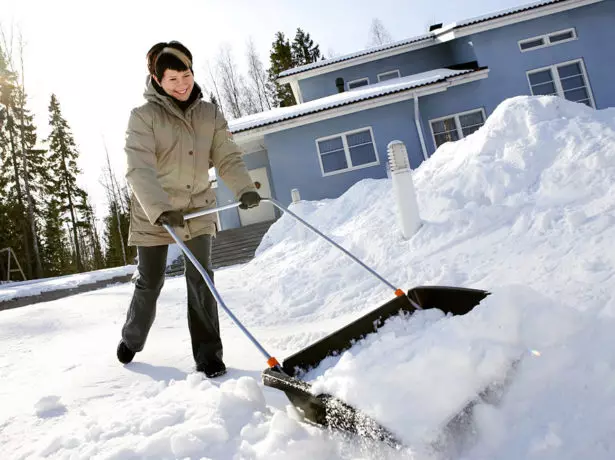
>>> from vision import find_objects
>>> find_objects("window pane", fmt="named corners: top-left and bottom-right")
top-left (431, 117), bottom-right (456, 135)
top-left (378, 71), bottom-right (400, 82)
top-left (348, 79), bottom-right (369, 89)
top-left (531, 81), bottom-right (557, 96)
top-left (318, 137), bottom-right (343, 154)
top-left (346, 130), bottom-right (372, 147)
top-left (549, 31), bottom-right (574, 43)
top-left (434, 130), bottom-right (459, 148)
top-left (528, 69), bottom-right (553, 85)
top-left (321, 151), bottom-right (348, 173)
top-left (462, 124), bottom-right (482, 137)
top-left (520, 38), bottom-right (545, 50)
top-left (458, 111), bottom-right (485, 129)
top-left (557, 62), bottom-right (582, 79)
top-left (564, 87), bottom-right (589, 103)
top-left (560, 75), bottom-right (585, 91)
top-left (349, 143), bottom-right (377, 166)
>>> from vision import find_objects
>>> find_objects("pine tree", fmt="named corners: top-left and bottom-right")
top-left (268, 32), bottom-right (296, 107)
top-left (291, 28), bottom-right (322, 65)
top-left (0, 45), bottom-right (37, 278)
top-left (45, 94), bottom-right (89, 272)
top-left (103, 188), bottom-right (133, 267)
top-left (77, 193), bottom-right (104, 271)
top-left (40, 196), bottom-right (72, 276)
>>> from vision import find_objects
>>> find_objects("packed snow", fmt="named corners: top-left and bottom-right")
top-left (1, 95), bottom-right (615, 459)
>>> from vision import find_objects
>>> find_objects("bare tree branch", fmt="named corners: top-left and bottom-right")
top-left (368, 18), bottom-right (393, 47)
top-left (216, 44), bottom-right (244, 119)
top-left (246, 38), bottom-right (272, 111)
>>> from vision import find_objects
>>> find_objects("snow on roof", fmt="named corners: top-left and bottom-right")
top-left (229, 68), bottom-right (482, 134)
top-left (278, 34), bottom-right (433, 78)
top-left (453, 0), bottom-right (567, 28)
top-left (278, 0), bottom-right (574, 79)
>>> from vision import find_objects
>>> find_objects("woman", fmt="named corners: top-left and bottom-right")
top-left (117, 41), bottom-right (260, 378)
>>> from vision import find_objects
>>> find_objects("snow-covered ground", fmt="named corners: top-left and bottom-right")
top-left (1, 95), bottom-right (615, 459)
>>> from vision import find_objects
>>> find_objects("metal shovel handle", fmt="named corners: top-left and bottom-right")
top-left (186, 197), bottom-right (419, 308)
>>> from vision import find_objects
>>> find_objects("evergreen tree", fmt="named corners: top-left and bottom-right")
top-left (103, 188), bottom-right (133, 267)
top-left (268, 32), bottom-right (296, 107)
top-left (40, 196), bottom-right (72, 276)
top-left (0, 46), bottom-right (41, 278)
top-left (291, 28), bottom-right (322, 65)
top-left (77, 193), bottom-right (104, 271)
top-left (45, 94), bottom-right (89, 272)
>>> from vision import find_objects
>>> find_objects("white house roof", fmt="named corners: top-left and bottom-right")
top-left (452, 0), bottom-right (567, 29)
top-left (278, 0), bottom-right (588, 79)
top-left (277, 34), bottom-right (433, 78)
top-left (229, 67), bottom-right (485, 134)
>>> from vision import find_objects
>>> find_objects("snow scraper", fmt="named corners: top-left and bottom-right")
top-left (163, 197), bottom-right (489, 446)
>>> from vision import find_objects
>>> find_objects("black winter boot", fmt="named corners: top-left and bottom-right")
top-left (117, 340), bottom-right (136, 364)
top-left (197, 360), bottom-right (227, 378)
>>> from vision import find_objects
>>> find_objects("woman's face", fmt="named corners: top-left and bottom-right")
top-left (156, 69), bottom-right (194, 101)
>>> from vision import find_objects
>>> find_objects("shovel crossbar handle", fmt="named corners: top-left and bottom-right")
top-left (184, 197), bottom-right (419, 308)
top-left (162, 223), bottom-right (282, 371)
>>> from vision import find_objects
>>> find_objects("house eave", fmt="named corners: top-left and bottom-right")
top-left (277, 37), bottom-right (436, 85)
top-left (234, 68), bottom-right (490, 145)
top-left (436, 0), bottom-right (604, 41)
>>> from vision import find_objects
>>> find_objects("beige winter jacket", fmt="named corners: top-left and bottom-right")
top-left (124, 80), bottom-right (255, 246)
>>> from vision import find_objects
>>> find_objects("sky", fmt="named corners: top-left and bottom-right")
top-left (0, 0), bottom-right (532, 224)
top-left (1, 95), bottom-right (615, 458)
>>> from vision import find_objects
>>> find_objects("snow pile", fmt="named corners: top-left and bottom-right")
top-left (255, 95), bottom-right (615, 456)
top-left (0, 265), bottom-right (137, 302)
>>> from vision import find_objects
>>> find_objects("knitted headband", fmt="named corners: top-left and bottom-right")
top-left (156, 47), bottom-right (192, 70)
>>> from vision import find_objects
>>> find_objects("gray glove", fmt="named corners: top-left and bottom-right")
top-left (156, 210), bottom-right (185, 227)
top-left (239, 191), bottom-right (261, 209)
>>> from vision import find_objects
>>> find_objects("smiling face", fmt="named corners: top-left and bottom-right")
top-left (155, 69), bottom-right (194, 101)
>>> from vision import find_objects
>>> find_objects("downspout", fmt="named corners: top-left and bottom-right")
top-left (413, 93), bottom-right (429, 161)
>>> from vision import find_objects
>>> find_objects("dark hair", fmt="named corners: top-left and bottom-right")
top-left (146, 41), bottom-right (193, 81)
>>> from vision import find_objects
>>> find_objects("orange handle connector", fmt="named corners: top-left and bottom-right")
top-left (267, 357), bottom-right (281, 368)
top-left (395, 289), bottom-right (405, 297)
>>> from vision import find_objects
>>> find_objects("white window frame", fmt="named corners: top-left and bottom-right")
top-left (347, 77), bottom-right (370, 90)
top-left (377, 69), bottom-right (401, 82)
top-left (429, 108), bottom-right (487, 150)
top-left (518, 27), bottom-right (577, 52)
top-left (315, 126), bottom-right (380, 177)
top-left (526, 58), bottom-right (595, 108)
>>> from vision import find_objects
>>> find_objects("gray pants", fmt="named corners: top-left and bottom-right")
top-left (121, 234), bottom-right (223, 367)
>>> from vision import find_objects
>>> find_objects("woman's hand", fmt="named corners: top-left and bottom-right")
top-left (156, 211), bottom-right (185, 227)
top-left (239, 191), bottom-right (261, 209)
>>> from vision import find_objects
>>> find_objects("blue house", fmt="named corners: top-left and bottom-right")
top-left (215, 0), bottom-right (615, 230)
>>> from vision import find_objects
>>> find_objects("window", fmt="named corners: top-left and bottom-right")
top-left (377, 70), bottom-right (401, 82)
top-left (527, 59), bottom-right (594, 107)
top-left (518, 28), bottom-right (577, 52)
top-left (316, 128), bottom-right (379, 176)
top-left (347, 78), bottom-right (369, 90)
top-left (430, 109), bottom-right (486, 149)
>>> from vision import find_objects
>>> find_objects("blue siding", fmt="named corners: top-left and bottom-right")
top-left (298, 45), bottom-right (455, 102)
top-left (450, 0), bottom-right (615, 111)
top-left (264, 100), bottom-right (424, 207)
top-left (418, 79), bottom-right (492, 154)
top-left (215, 150), bottom-right (273, 231)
